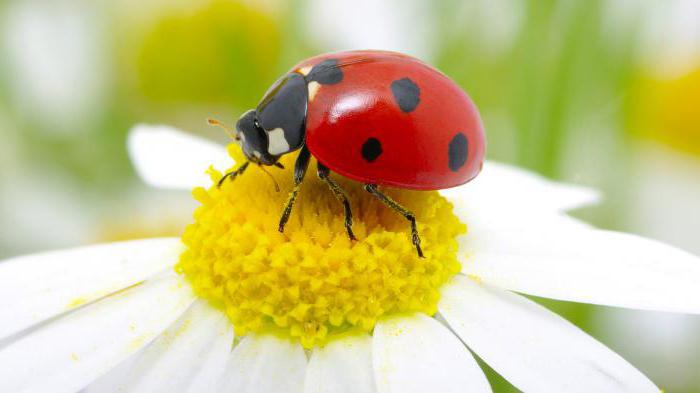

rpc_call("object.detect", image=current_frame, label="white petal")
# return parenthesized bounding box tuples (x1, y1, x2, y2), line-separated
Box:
(0, 272, 195, 393)
(304, 335, 375, 393)
(372, 314, 491, 393)
(84, 300, 233, 393)
(441, 161, 600, 231)
(128, 124, 231, 190)
(471, 160, 601, 212)
(216, 335, 307, 393)
(462, 228, 700, 313)
(439, 276, 658, 393)
(0, 237, 182, 340)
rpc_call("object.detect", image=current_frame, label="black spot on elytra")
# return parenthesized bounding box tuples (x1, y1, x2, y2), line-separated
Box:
(361, 137, 383, 163)
(307, 59, 343, 85)
(391, 78, 420, 112)
(448, 133, 468, 172)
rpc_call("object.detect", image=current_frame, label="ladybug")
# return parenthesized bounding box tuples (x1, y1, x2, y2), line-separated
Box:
(220, 50, 486, 257)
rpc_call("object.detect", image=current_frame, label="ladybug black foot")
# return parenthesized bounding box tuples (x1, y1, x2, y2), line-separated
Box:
(346, 226, 357, 242)
(343, 202, 357, 241)
(278, 184, 301, 234)
(412, 233, 425, 258)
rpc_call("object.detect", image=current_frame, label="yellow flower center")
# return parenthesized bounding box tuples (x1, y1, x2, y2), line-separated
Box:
(177, 145, 466, 348)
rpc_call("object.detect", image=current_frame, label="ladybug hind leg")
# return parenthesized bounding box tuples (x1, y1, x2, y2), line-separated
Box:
(364, 184, 424, 258)
(317, 163, 357, 241)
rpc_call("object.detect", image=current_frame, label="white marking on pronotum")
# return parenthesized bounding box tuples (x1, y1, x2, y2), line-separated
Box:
(267, 127, 291, 155)
(298, 66, 312, 76)
(308, 81, 321, 102)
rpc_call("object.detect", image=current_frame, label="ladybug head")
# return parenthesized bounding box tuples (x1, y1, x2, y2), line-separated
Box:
(235, 73, 308, 165)
(235, 110, 280, 166)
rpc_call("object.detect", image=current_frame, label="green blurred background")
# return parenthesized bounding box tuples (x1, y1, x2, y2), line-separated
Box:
(1, 0, 698, 391)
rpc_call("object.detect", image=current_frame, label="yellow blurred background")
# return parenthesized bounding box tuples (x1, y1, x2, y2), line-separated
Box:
(1, 0, 699, 391)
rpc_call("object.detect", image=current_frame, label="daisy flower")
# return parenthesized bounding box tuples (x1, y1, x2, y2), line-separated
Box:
(1, 124, 699, 393)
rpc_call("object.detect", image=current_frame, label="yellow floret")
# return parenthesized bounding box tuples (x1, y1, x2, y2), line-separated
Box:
(177, 145, 466, 348)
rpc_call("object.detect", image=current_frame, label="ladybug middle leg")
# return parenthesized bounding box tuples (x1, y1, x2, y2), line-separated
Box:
(317, 163, 357, 241)
(278, 146, 311, 233)
(364, 184, 424, 258)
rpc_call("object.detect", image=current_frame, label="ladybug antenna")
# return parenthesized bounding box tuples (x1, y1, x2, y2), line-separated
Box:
(207, 118, 239, 142)
(257, 164, 281, 192)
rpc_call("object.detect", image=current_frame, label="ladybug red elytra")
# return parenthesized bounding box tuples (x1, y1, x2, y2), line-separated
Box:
(220, 50, 486, 257)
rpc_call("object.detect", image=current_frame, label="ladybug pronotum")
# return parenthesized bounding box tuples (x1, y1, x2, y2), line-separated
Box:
(221, 50, 486, 257)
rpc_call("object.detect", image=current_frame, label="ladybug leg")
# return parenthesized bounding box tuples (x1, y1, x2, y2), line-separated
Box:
(217, 161, 250, 188)
(317, 163, 357, 241)
(278, 145, 311, 233)
(364, 184, 424, 258)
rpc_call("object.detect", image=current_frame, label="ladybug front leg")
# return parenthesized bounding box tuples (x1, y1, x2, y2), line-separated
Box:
(364, 184, 424, 258)
(317, 163, 357, 241)
(278, 146, 311, 233)
(217, 161, 250, 188)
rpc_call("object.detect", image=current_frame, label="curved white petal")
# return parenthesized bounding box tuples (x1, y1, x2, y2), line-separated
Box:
(442, 161, 600, 231)
(372, 314, 491, 393)
(0, 272, 195, 393)
(216, 335, 307, 393)
(128, 124, 231, 190)
(84, 300, 233, 393)
(0, 237, 182, 341)
(304, 335, 375, 393)
(453, 203, 594, 233)
(462, 228, 700, 314)
(469, 160, 601, 212)
(439, 276, 658, 393)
